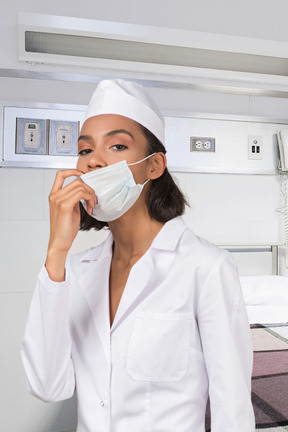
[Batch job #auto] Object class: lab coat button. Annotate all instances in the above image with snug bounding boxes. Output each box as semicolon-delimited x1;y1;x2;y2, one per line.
100;400;105;407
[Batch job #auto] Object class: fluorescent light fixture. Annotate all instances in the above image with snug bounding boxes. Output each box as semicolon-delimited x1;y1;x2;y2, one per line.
18;12;288;80
23;30;288;76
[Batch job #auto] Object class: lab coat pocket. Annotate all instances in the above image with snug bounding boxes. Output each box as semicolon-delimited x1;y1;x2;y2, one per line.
127;312;192;382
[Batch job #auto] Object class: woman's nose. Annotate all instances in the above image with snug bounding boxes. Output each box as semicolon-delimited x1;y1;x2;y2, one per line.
87;151;106;171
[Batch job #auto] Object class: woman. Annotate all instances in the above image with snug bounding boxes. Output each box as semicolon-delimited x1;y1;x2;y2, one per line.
21;79;255;432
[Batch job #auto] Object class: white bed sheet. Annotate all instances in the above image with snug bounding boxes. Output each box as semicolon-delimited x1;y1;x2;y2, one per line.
240;276;288;324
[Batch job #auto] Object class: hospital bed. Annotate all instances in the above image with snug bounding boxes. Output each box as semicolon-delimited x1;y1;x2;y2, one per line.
233;245;287;431
208;245;288;431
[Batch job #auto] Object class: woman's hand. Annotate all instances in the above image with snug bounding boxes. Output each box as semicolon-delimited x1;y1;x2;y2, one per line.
45;169;97;282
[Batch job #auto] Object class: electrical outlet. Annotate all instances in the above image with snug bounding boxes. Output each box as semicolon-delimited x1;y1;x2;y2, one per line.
248;135;263;160
190;137;215;152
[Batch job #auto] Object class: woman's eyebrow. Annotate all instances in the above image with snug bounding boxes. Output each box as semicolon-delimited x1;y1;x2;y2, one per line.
78;129;135;143
78;134;93;142
105;129;135;140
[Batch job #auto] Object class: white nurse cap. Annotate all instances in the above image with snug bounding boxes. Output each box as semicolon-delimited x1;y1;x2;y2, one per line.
84;79;165;144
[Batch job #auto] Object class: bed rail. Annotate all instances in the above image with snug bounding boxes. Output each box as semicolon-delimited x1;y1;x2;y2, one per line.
217;245;280;275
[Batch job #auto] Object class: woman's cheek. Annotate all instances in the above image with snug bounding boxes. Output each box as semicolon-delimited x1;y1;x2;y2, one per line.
76;158;84;171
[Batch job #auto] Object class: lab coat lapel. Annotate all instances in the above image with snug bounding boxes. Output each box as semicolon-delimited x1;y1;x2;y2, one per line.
78;254;112;363
111;253;154;331
111;217;187;331
78;218;187;340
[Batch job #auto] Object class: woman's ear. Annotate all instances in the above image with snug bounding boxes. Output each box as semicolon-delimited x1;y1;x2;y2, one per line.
148;152;167;180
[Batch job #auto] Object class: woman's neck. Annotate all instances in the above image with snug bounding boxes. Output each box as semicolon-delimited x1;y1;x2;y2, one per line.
108;208;164;265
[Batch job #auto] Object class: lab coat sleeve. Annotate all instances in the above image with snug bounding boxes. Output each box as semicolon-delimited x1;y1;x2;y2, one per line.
197;251;255;432
21;265;75;402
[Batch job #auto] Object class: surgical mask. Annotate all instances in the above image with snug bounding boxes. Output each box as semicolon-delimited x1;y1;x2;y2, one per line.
80;153;155;222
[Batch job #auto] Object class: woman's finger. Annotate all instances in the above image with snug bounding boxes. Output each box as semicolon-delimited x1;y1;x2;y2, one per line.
50;178;97;211
51;184;97;215
50;169;85;194
51;177;95;199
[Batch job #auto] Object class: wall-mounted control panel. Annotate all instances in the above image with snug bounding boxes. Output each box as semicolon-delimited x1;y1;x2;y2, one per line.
1;104;85;168
1;104;284;173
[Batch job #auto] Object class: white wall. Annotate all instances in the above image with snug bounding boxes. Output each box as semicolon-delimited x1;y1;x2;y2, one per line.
1;1;288;431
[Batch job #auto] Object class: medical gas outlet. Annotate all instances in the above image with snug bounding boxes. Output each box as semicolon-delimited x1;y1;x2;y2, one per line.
16;118;47;155
49;120;78;156
15;117;79;156
190;137;216;152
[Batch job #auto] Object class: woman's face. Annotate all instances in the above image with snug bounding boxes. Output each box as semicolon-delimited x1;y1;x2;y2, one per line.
77;114;151;185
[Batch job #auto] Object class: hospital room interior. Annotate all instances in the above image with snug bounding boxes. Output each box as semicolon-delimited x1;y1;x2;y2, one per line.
1;0;288;431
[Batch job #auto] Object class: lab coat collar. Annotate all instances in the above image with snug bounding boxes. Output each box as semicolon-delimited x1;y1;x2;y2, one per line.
150;216;187;251
80;216;187;262
80;231;114;262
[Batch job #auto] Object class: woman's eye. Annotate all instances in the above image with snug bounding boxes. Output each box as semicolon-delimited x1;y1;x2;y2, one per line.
111;144;127;151
78;149;92;156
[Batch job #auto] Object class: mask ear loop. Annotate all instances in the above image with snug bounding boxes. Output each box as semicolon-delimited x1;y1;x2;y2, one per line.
127;152;156;166
142;178;150;187
127;153;156;187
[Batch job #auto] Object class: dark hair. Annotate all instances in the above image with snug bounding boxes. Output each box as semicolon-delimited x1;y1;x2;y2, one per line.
79;123;188;231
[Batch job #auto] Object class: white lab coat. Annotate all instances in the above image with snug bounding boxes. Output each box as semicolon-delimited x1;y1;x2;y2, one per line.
21;216;255;432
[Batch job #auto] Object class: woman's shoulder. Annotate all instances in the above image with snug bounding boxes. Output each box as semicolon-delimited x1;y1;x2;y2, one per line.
186;232;227;262
165;217;225;257
173;217;230;267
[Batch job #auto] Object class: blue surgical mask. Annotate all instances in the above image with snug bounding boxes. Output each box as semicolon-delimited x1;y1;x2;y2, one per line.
80;153;155;222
